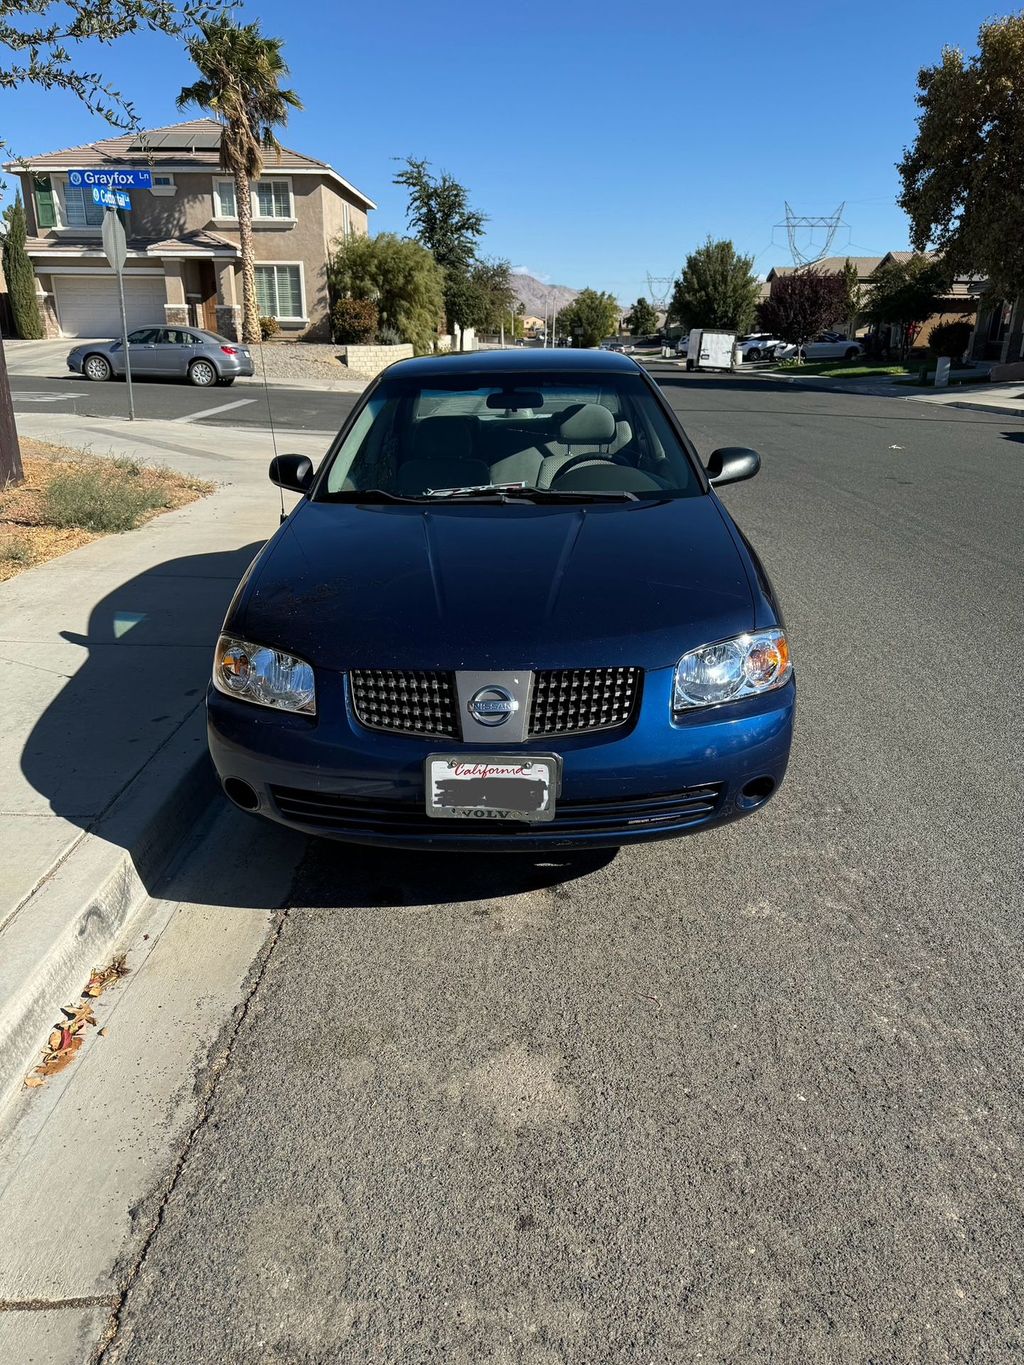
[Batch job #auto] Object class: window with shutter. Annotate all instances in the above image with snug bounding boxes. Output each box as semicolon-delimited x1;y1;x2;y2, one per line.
254;265;303;320
256;180;292;219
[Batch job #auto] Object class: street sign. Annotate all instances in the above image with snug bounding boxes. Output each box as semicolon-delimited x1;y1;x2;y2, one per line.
91;186;130;211
101;211;127;273
67;167;152;190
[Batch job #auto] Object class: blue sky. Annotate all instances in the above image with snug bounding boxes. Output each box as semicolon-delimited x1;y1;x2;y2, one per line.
2;0;998;303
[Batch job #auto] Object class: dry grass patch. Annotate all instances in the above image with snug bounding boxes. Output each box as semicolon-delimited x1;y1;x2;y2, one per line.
0;439;213;582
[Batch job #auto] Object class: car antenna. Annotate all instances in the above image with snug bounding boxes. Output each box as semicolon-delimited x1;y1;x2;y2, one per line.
253;335;289;521
255;341;286;521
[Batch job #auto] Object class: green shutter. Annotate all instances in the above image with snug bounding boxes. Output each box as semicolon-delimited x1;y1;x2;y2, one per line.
33;176;56;229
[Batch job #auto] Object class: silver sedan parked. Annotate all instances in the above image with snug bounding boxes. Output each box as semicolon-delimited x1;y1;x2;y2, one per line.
67;327;255;387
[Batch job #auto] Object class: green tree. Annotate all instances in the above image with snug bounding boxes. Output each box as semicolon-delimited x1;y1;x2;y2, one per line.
0;0;220;150
178;15;302;345
898;13;1024;297
625;297;659;336
458;258;518;336
328;231;444;354
2;196;42;340
393;157;486;347
757;269;848;357
556;289;621;348
863;255;946;359
670;239;759;332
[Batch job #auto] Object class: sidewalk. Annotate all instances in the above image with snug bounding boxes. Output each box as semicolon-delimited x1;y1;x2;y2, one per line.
0;415;329;1110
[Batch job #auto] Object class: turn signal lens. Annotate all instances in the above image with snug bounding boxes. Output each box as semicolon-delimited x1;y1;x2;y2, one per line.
212;634;315;714
673;629;792;711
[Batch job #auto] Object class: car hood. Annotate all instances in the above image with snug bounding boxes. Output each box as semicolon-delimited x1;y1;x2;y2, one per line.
236;496;755;671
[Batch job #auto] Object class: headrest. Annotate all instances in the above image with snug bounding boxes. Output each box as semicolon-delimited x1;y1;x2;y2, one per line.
557;403;616;444
410;417;473;463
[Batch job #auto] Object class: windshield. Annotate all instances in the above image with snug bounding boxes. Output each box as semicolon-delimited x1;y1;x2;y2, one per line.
320;372;702;500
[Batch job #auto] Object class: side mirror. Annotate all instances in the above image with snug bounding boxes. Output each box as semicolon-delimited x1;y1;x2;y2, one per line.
269;454;314;494
706;446;761;487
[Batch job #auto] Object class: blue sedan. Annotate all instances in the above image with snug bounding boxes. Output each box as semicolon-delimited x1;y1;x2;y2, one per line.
207;349;794;849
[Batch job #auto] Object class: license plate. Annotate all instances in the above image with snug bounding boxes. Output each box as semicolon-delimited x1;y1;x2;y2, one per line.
425;755;559;822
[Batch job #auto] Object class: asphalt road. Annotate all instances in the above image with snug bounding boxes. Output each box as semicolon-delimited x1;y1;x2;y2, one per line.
9;371;358;432
20;376;1024;1362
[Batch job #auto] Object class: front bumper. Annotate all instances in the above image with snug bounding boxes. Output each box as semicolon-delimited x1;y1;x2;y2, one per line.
207;668;795;851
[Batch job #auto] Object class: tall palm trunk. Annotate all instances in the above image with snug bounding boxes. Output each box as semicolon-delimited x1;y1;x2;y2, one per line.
235;167;260;345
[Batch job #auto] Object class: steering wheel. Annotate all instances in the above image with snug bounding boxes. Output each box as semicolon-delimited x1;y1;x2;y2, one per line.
552;450;631;480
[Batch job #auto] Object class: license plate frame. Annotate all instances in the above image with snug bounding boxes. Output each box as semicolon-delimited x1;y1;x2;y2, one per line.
425;754;561;823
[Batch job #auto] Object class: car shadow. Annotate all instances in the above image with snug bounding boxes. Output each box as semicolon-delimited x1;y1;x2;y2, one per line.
20;541;614;914
1000;430;1024;443
18;541;264;879
158;806;618;911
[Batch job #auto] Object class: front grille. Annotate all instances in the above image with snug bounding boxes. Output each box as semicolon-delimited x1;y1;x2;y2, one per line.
349;666;641;740
270;782;724;838
529;667;640;736
349;669;458;738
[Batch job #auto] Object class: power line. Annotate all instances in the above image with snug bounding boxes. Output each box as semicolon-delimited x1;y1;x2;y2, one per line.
776;202;848;268
646;272;674;308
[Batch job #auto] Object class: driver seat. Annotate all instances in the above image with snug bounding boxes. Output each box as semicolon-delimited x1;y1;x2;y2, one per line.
537;403;618;489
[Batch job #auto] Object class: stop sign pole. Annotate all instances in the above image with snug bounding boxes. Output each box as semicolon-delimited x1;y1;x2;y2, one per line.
101;208;135;421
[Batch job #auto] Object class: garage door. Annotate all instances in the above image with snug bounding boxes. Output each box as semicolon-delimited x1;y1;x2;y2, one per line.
54;275;167;338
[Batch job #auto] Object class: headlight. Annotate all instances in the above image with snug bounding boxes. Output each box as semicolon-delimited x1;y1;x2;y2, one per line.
212;634;315;714
673;629;791;711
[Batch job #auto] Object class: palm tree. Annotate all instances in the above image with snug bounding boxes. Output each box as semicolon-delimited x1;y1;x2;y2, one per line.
178;16;302;345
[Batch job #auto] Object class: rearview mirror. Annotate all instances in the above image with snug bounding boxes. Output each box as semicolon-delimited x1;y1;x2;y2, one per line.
486;389;544;410
706;446;761;487
269;454;314;494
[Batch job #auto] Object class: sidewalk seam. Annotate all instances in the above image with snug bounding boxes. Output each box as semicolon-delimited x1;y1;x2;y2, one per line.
94;905;291;1364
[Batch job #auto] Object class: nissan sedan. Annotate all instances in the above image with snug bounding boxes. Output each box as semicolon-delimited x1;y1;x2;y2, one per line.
207;349;795;850
67;327;254;386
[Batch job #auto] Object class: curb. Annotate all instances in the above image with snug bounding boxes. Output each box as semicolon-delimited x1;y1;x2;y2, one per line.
917;397;1024;419
0;706;216;1115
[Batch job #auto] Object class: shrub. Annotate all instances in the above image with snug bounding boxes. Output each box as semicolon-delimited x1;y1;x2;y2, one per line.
42;463;172;533
259;315;280;340
2;195;43;340
927;320;973;359
376;324;404;346
332;297;379;344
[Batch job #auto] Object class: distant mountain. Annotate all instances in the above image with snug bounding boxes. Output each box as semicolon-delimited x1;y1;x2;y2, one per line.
511;273;579;321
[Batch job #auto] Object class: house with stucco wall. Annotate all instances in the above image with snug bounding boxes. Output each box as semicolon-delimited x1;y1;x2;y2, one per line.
2;118;375;341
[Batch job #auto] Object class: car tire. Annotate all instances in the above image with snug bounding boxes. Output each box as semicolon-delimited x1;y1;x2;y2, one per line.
845;347;859;360
216;377;235;387
83;354;112;382
188;359;218;387
747;348;760;362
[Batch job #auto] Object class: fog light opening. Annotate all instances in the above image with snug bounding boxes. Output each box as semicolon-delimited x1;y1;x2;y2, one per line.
223;777;260;811
740;776;775;807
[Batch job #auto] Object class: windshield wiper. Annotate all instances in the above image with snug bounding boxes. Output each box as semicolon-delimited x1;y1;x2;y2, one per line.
423;483;639;503
325;488;430;504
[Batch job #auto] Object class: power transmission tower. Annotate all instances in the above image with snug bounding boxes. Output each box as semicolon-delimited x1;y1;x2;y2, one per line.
646;272;673;309
777;202;847;268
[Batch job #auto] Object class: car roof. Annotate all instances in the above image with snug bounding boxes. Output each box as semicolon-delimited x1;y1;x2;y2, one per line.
384;348;641;381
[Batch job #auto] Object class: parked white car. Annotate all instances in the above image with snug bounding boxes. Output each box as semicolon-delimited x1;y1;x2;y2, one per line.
737;333;782;361
775;332;864;362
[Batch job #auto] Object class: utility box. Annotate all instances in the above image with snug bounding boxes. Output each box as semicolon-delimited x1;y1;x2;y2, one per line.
685;328;737;372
